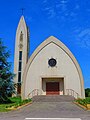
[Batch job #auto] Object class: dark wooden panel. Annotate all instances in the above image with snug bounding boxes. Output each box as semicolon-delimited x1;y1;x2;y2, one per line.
46;82;59;95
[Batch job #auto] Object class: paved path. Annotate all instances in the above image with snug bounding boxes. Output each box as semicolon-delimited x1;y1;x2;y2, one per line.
0;102;90;120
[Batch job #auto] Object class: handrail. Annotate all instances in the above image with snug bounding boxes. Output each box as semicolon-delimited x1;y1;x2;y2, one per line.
66;89;80;99
28;89;80;99
28;89;42;99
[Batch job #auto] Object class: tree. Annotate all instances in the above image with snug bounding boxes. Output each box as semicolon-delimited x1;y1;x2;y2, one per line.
85;88;90;97
0;39;15;103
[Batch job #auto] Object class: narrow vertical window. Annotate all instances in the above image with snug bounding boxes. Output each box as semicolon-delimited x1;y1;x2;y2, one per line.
18;61;22;71
18;72;21;82
19;51;22;60
17;51;22;95
18;51;22;83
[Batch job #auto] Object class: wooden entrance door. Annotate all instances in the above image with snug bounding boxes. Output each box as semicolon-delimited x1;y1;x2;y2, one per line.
46;82;59;95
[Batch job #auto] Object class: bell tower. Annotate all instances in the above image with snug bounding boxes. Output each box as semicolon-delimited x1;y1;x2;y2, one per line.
14;16;29;95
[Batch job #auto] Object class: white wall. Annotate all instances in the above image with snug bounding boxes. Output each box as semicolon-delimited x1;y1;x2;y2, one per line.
24;43;82;98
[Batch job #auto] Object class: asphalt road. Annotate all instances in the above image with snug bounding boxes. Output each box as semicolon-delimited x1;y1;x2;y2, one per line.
0;102;90;120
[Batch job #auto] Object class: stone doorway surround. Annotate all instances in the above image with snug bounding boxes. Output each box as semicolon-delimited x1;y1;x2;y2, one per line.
42;77;64;95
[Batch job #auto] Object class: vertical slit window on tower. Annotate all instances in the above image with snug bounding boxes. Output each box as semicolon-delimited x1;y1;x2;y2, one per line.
18;51;22;83
18;72;21;82
19;51;22;60
18;61;22;71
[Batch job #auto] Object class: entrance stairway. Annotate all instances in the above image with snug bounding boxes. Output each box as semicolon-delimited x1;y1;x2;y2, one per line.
32;95;75;102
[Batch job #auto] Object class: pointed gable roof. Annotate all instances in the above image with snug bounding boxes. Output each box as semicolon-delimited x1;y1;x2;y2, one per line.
22;36;84;98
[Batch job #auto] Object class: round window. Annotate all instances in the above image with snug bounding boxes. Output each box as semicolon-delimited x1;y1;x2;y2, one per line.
48;58;57;67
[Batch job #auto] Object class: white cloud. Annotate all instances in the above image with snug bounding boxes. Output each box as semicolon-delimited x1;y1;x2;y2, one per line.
75;28;90;49
41;0;80;21
41;0;68;19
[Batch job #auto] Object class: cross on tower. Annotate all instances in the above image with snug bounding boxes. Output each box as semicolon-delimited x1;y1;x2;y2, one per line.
21;8;25;15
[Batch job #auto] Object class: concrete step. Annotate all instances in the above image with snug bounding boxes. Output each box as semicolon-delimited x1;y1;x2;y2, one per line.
32;95;75;102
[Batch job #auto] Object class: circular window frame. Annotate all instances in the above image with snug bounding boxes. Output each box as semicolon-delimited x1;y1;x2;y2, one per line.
48;58;57;67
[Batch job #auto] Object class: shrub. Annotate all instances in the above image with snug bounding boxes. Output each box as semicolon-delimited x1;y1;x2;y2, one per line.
76;97;90;107
85;88;90;97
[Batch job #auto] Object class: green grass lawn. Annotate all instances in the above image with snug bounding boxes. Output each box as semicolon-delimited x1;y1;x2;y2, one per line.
0;97;31;112
76;97;90;107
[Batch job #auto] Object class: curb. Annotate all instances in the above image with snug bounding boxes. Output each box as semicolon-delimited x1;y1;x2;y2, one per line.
7;101;32;111
74;102;88;110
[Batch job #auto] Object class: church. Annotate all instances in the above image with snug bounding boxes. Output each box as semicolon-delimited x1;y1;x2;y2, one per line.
14;16;85;99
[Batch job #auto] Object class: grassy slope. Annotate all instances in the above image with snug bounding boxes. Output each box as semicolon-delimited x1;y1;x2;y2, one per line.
76;97;90;107
0;97;31;112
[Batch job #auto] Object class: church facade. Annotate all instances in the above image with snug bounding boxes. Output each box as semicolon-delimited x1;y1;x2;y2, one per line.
14;16;85;99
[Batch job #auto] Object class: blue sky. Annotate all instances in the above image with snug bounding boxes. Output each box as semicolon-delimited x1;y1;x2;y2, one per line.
0;0;90;88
